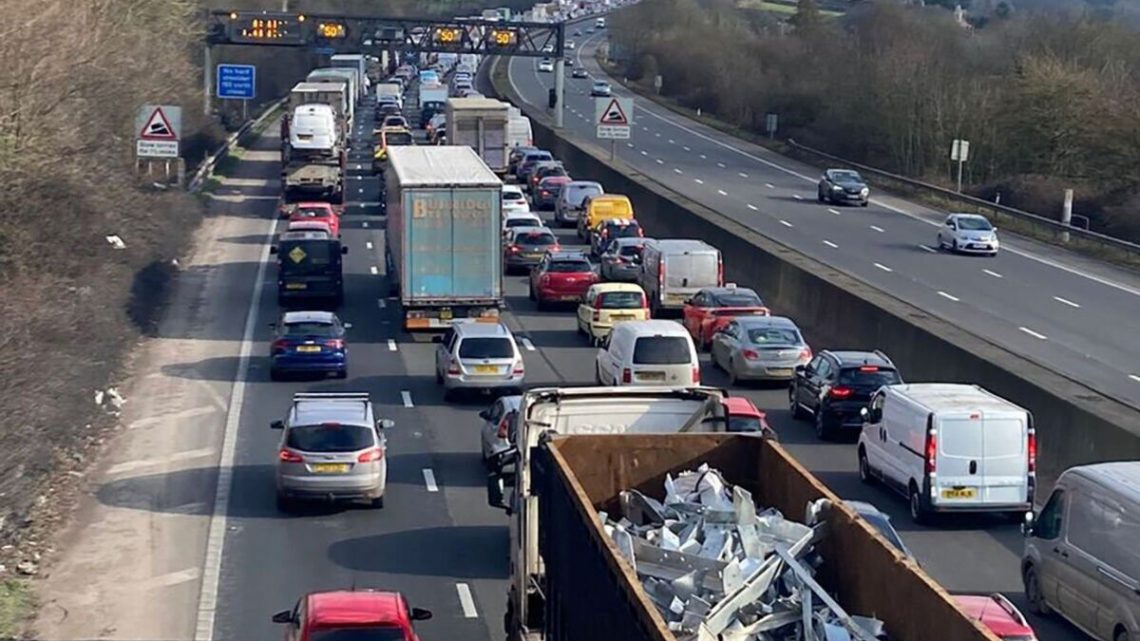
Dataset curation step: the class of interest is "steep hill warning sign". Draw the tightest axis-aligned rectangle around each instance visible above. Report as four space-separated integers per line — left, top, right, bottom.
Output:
135 104 182 158
594 96 633 140
140 107 177 140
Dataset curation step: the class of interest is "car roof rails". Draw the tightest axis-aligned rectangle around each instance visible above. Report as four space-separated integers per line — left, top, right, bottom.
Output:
872 349 893 364
293 392 370 402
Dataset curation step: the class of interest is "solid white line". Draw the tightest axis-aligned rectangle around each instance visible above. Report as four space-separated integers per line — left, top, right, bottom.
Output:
779 220 794 228
827 208 841 216
694 178 704 185
521 338 536 351
984 269 1004 278
387 340 398 352
874 263 893 272
747 204 758 211
1019 327 1048 340
717 162 725 168
1053 296 1081 308
738 172 748 178
423 468 439 492
937 291 960 302
456 583 479 618
765 183 774 189
674 168 683 174
793 194 803 200
1130 374 1140 383
870 225 884 232
717 189 727 196
401 391 414 408
365 241 373 249
194 214 277 641
919 244 937 253
823 240 838 248
370 266 379 275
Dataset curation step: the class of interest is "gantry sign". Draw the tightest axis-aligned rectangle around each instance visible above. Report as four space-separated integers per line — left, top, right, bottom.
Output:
206 10 565 58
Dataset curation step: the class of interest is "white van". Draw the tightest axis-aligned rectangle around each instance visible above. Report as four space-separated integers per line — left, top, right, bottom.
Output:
288 105 339 153
638 239 723 316
594 320 700 387
857 383 1035 524
507 108 533 149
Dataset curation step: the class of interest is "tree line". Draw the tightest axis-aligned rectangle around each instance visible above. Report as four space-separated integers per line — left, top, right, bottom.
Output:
609 0 1140 240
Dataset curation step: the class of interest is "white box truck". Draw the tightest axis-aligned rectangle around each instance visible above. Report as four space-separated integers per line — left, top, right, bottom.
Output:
446 97 510 174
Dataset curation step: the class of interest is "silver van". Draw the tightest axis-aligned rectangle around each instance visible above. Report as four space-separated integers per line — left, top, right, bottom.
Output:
553 180 604 227
1021 462 1140 641
638 239 723 317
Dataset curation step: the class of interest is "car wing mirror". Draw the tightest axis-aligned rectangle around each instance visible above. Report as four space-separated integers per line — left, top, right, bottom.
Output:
343 322 353 329
1021 510 1035 537
271 610 293 624
269 246 278 254
431 335 443 343
341 246 349 255
794 364 806 373
410 607 433 621
377 418 395 430
270 420 284 430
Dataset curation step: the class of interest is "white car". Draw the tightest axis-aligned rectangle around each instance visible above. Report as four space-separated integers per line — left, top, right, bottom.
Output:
566 41 576 50
502 210 544 241
502 185 530 215
478 395 521 462
937 213 1000 256
538 59 554 73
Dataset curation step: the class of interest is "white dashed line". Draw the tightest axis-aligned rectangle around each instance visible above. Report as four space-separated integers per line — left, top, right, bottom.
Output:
358 188 364 193
717 162 725 168
1130 374 1140 383
656 158 664 165
521 338 536 351
456 583 479 618
683 146 690 152
363 222 369 228
717 189 727 196
700 154 707 160
827 208 841 216
668 139 675 144
918 244 937 253
365 241 373 249
674 168 683 174
738 172 748 178
873 263 893 272
694 178 704 185
779 220 793 228
1019 327 1048 340
377 298 387 309
870 225 884 233
387 339 398 352
655 132 661 137
1053 296 1081 308
984 269 1003 278
765 183 774 189
626 143 634 148
823 240 838 248
401 391 414 408
937 291 960 302
747 204 758 211
640 150 648 156
793 194 803 200
370 266 379 275
422 468 439 492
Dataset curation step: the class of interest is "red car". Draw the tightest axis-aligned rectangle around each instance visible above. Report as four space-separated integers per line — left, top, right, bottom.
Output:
682 285 770 350
953 593 1038 641
723 396 777 439
272 589 433 641
535 175 572 211
528 250 598 310
289 202 342 237
287 220 333 235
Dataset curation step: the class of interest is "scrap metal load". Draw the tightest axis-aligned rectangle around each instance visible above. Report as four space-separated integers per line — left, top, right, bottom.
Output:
601 464 884 641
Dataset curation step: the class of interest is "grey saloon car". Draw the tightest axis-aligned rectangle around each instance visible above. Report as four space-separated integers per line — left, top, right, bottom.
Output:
709 315 812 383
504 226 559 273
817 168 870 206
600 237 655 282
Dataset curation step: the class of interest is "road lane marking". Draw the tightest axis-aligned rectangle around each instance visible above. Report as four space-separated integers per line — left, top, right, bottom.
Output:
823 240 838 248
870 225 884 232
423 468 439 492
401 391 414 408
984 269 1003 278
747 204 758 211
827 208 841 215
626 143 634 148
655 132 661 137
937 291 960 302
194 213 277 641
919 244 937 253
1019 327 1048 340
694 178 704 184
378 298 387 309
363 222 369 228
1053 296 1081 308
365 241 373 249
765 183 774 189
793 194 803 200
674 168 683 174
700 154 707 159
717 162 725 168
668 139 675 144
683 146 690 152
738 172 748 178
370 266 379 275
874 263 893 272
522 338 536 351
388 340 398 351
717 189 727 196
655 158 663 164
1130 374 1140 383
779 220 794 228
640 150 648 156
456 583 479 618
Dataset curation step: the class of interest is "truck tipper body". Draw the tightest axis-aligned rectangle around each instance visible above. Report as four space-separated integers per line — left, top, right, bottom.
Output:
495 431 1003 641
446 97 510 174
384 146 504 330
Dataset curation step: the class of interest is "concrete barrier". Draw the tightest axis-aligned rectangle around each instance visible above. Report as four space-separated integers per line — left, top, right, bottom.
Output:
488 58 1140 494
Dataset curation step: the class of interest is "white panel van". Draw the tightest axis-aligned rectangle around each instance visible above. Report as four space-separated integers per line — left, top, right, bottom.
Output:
857 383 1035 524
594 320 700 387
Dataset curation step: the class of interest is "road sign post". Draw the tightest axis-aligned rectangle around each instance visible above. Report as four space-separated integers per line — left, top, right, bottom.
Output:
595 96 633 149
950 139 969 193
766 113 778 140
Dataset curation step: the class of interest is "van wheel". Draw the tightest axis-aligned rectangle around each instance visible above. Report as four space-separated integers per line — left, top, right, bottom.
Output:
1116 629 1131 641
1024 565 1052 616
858 447 874 484
909 483 930 525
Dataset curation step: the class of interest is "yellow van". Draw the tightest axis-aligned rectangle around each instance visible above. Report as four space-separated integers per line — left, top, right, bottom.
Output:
576 282 650 344
577 194 634 241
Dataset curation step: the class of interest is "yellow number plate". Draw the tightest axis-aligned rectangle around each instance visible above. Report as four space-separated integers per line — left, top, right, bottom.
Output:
941 488 977 499
638 371 666 381
440 309 453 320
474 365 498 374
311 463 349 474
611 314 635 320
286 283 307 290
296 345 321 353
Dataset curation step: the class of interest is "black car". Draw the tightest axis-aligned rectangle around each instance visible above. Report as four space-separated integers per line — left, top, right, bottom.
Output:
789 350 901 440
419 100 445 129
572 68 589 79
817 169 870 206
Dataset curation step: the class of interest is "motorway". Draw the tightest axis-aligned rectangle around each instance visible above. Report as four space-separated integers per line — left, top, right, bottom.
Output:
506 31 1140 411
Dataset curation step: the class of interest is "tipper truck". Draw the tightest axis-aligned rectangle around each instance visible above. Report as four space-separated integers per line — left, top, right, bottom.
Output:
446 97 510 174
489 428 1006 641
384 146 504 330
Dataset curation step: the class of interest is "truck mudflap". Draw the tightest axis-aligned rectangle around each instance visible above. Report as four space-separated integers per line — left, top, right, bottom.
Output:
403 304 501 330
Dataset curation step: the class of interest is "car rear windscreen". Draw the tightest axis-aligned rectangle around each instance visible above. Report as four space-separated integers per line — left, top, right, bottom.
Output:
619 244 645 258
310 627 407 641
286 424 373 453
385 132 413 146
515 232 556 246
503 191 525 202
506 218 539 228
459 337 514 359
598 291 644 309
283 322 336 337
714 291 763 307
633 336 691 365
838 367 901 386
728 416 762 432
747 328 800 345
547 260 591 273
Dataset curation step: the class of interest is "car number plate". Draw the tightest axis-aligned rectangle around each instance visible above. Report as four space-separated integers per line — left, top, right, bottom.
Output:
296 345 321 353
611 314 635 320
286 283 307 290
311 463 349 474
941 487 977 499
440 309 453 320
474 365 498 374
769 368 793 377
638 371 666 381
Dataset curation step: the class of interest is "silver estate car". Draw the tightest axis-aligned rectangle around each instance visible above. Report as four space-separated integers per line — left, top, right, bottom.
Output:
478 395 521 463
433 322 526 401
271 392 394 510
709 315 812 384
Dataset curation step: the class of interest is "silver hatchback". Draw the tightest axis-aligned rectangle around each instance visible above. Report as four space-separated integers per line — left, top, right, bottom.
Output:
709 315 812 383
271 392 394 510
433 322 526 401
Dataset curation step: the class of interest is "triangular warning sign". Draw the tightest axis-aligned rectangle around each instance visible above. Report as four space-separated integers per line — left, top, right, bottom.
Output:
599 98 629 125
140 107 177 140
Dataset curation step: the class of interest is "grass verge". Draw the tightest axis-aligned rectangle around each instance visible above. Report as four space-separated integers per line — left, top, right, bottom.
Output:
0 578 32 637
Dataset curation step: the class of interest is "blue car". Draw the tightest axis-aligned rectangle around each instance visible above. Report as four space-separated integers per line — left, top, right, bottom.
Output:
269 311 348 380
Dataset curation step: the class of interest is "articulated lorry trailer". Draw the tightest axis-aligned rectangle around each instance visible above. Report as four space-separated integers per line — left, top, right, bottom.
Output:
485 391 1004 641
385 146 504 330
446 97 511 174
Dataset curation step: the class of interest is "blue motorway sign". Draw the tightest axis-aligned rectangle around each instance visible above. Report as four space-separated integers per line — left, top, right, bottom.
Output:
216 64 256 100
313 46 336 55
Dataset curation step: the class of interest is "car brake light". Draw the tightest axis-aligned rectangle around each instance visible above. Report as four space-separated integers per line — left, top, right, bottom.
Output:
550 244 561 252
278 449 303 463
1027 430 1037 473
512 360 525 375
692 366 701 384
497 417 511 439
801 347 813 360
829 386 853 399
742 349 760 360
272 339 289 352
324 339 344 349
447 362 460 375
659 261 665 287
540 275 551 286
717 255 724 286
508 244 520 253
859 366 879 372
358 448 383 463
924 429 937 474
622 368 631 384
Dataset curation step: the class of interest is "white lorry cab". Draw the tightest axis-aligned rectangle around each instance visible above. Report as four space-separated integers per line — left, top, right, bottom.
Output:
857 383 1035 524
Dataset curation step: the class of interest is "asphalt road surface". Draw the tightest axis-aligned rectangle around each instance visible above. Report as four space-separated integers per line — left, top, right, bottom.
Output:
182 88 1092 641
506 31 1140 414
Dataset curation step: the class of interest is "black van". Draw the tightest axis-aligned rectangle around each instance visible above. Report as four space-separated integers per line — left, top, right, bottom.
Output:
271 230 348 308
